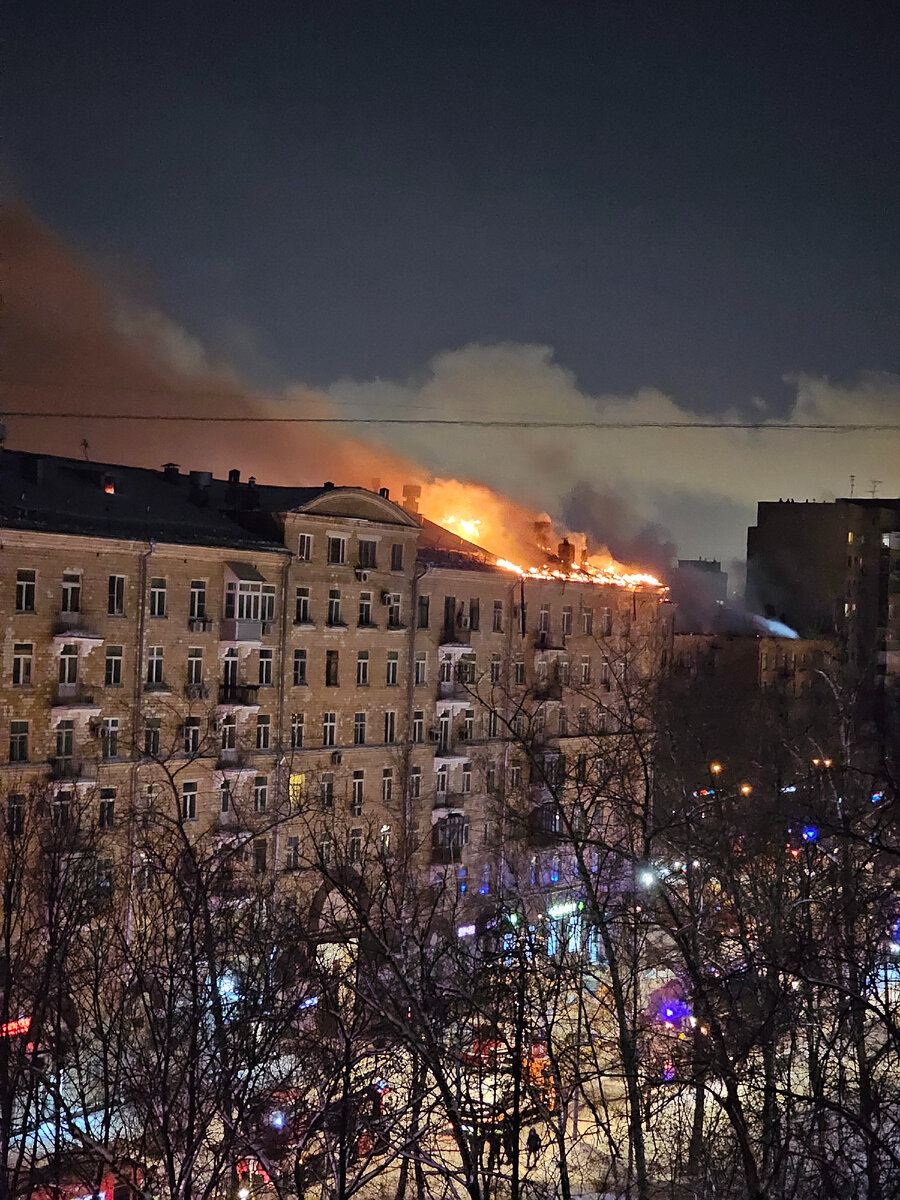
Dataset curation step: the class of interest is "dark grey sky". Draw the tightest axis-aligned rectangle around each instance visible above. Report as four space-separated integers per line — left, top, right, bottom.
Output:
7 0 899 412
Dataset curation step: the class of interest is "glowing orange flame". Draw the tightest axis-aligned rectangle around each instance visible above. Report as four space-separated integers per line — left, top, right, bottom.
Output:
418 478 666 591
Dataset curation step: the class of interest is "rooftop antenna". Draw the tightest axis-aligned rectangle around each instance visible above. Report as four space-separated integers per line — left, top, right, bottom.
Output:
869 479 882 499
81 438 90 461
849 474 855 498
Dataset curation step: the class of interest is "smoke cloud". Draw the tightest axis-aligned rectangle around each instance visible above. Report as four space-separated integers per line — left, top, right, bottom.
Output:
4 203 899 568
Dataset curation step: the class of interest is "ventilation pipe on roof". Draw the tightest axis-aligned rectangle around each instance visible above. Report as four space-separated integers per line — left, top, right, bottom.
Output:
323 481 335 490
379 487 390 499
228 468 240 486
402 484 421 513
558 538 576 568
162 462 180 482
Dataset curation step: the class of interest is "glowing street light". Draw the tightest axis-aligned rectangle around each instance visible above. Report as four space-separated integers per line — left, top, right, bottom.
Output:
739 783 753 796
710 761 723 775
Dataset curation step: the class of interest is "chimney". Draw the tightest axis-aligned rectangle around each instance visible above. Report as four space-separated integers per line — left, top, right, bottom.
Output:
558 538 575 568
323 481 335 491
402 483 422 513
379 487 390 499
534 518 553 550
227 468 240 486
162 462 180 483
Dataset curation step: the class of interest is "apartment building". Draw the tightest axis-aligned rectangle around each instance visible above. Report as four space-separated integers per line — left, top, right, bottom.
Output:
0 447 671 947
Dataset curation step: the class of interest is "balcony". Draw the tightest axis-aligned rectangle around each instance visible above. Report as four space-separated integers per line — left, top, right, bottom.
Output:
431 844 464 866
48 758 97 782
184 683 210 701
529 801 565 845
440 626 471 649
52 685 97 708
220 617 263 642
532 679 562 702
188 616 214 633
216 748 252 772
217 684 260 709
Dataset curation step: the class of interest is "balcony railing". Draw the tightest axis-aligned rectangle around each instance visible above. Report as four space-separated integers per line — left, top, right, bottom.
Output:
52 686 96 707
48 759 97 782
188 616 214 632
218 684 260 706
220 617 263 642
184 683 210 700
431 844 464 865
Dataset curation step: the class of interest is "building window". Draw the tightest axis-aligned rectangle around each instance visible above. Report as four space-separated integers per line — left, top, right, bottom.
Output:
147 646 164 685
9 721 28 764
101 718 119 760
7 795 24 838
52 792 72 828
386 651 399 686
412 711 424 743
189 580 207 619
600 662 611 692
558 659 570 685
349 827 362 863
12 643 32 687
487 710 499 738
298 533 313 561
295 587 311 623
61 572 82 614
354 712 367 745
253 840 268 875
254 775 268 813
15 570 35 613
356 651 369 686
327 536 346 565
261 586 275 622
223 649 238 690
463 709 475 740
410 767 421 799
358 592 373 626
486 764 497 792
581 656 591 684
490 655 501 684
352 770 364 816
291 773 306 806
538 604 550 635
290 713 304 748
258 648 273 686
293 649 308 686
181 782 198 821
559 707 568 736
562 606 573 637
599 607 612 636
256 715 271 750
380 824 392 855
414 652 427 686
286 836 301 870
384 711 396 744
59 643 79 686
439 657 452 684
144 719 160 758
582 607 593 636
320 773 334 810
480 863 491 896
578 708 590 735
382 768 393 803
108 574 125 615
322 712 336 747
149 578 167 618
469 598 480 632
98 789 116 829
461 762 472 793
327 589 343 626
219 780 232 813
510 762 522 788
105 646 123 687
457 867 467 896
491 600 504 633
325 650 339 687
220 715 237 752
515 659 526 685
358 539 377 568
186 647 203 687
391 543 404 572
387 594 402 628
320 833 334 866
184 718 200 754
436 766 448 795
417 595 430 629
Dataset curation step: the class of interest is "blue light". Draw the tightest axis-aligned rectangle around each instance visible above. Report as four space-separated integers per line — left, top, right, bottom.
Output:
872 792 884 803
801 826 819 842
270 1111 285 1129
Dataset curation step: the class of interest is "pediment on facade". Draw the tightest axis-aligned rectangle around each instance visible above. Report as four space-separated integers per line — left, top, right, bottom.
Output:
293 487 421 527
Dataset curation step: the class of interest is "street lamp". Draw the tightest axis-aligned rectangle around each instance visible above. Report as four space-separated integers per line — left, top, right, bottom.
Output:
709 762 723 776
739 783 752 797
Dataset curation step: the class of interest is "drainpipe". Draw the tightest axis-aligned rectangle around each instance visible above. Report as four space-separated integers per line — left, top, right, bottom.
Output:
271 550 291 889
124 539 154 945
404 561 430 856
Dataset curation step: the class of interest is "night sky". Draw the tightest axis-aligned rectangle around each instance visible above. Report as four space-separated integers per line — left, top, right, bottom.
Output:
4 0 900 574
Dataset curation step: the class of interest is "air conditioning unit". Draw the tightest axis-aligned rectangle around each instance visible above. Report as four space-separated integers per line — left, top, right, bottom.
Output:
354 567 369 582
380 591 393 605
331 750 343 765
88 717 103 737
458 615 470 630
428 728 440 741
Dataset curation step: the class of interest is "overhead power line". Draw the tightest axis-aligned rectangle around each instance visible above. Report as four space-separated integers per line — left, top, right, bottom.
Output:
1 411 899 432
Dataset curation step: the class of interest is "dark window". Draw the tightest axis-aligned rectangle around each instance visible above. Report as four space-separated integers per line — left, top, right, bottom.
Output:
190 580 207 619
358 539 377 568
391 543 404 571
327 536 346 565
469 598 480 631
417 595 430 629
15 570 35 613
108 575 125 615
325 650 339 687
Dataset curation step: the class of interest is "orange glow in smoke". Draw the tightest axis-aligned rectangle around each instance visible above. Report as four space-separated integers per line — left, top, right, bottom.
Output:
418 478 666 591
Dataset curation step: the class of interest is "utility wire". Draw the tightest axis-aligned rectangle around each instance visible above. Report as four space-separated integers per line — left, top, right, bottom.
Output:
1 411 898 432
